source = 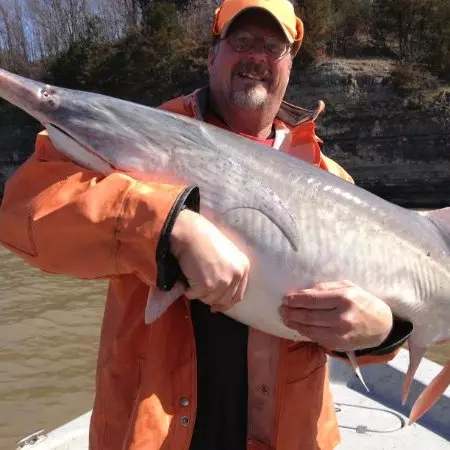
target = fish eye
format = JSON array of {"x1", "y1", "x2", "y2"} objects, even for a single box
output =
[
  {"x1": 39, "y1": 87, "x2": 59, "y2": 109},
  {"x1": 40, "y1": 86, "x2": 55, "y2": 98},
  {"x1": 40, "y1": 88, "x2": 51, "y2": 99}
]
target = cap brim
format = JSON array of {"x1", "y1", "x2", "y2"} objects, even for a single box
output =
[{"x1": 219, "y1": 7, "x2": 295, "y2": 44}]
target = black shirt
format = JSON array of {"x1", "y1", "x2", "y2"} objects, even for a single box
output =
[
  {"x1": 189, "y1": 300, "x2": 249, "y2": 450},
  {"x1": 187, "y1": 302, "x2": 413, "y2": 450}
]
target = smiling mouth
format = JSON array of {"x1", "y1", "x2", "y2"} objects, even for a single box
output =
[{"x1": 238, "y1": 72, "x2": 267, "y2": 82}]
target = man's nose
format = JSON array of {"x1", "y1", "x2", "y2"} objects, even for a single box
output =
[{"x1": 247, "y1": 44, "x2": 268, "y2": 63}]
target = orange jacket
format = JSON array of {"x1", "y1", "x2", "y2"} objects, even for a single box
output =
[{"x1": 0, "y1": 88, "x2": 402, "y2": 450}]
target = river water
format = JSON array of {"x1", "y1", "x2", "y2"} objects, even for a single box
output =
[
  {"x1": 0, "y1": 247, "x2": 106, "y2": 449},
  {"x1": 0, "y1": 246, "x2": 449, "y2": 449}
]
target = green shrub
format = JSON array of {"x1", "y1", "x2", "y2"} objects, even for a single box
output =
[{"x1": 390, "y1": 63, "x2": 439, "y2": 96}]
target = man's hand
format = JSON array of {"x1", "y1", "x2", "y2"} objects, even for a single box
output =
[
  {"x1": 170, "y1": 209, "x2": 250, "y2": 312},
  {"x1": 280, "y1": 280, "x2": 393, "y2": 352}
]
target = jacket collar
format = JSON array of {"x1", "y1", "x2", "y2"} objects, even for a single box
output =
[{"x1": 187, "y1": 86, "x2": 325, "y2": 127}]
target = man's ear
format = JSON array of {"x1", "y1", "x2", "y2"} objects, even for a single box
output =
[{"x1": 208, "y1": 44, "x2": 219, "y2": 73}]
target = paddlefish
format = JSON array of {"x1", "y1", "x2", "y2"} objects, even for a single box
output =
[{"x1": 1, "y1": 68, "x2": 449, "y2": 426}]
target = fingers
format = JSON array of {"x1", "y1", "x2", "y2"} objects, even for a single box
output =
[
  {"x1": 314, "y1": 280, "x2": 355, "y2": 290},
  {"x1": 185, "y1": 258, "x2": 250, "y2": 312},
  {"x1": 212, "y1": 268, "x2": 249, "y2": 313},
  {"x1": 281, "y1": 320, "x2": 353, "y2": 352},
  {"x1": 185, "y1": 283, "x2": 211, "y2": 301},
  {"x1": 285, "y1": 323, "x2": 341, "y2": 349},
  {"x1": 234, "y1": 268, "x2": 249, "y2": 306},
  {"x1": 207, "y1": 275, "x2": 241, "y2": 313},
  {"x1": 280, "y1": 306, "x2": 340, "y2": 328},
  {"x1": 283, "y1": 289, "x2": 340, "y2": 310},
  {"x1": 173, "y1": 210, "x2": 251, "y2": 312},
  {"x1": 283, "y1": 281, "x2": 356, "y2": 309},
  {"x1": 281, "y1": 280, "x2": 394, "y2": 352}
]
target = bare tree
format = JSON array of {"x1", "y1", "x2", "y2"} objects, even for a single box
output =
[
  {"x1": 0, "y1": 0, "x2": 30, "y2": 70},
  {"x1": 13, "y1": 0, "x2": 29, "y2": 61},
  {"x1": 94, "y1": 0, "x2": 129, "y2": 39},
  {"x1": 121, "y1": 0, "x2": 140, "y2": 29},
  {"x1": 178, "y1": 0, "x2": 216, "y2": 43}
]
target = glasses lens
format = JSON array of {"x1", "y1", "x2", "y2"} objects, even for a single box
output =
[
  {"x1": 229, "y1": 31, "x2": 254, "y2": 52},
  {"x1": 228, "y1": 32, "x2": 290, "y2": 59},
  {"x1": 265, "y1": 37, "x2": 288, "y2": 58}
]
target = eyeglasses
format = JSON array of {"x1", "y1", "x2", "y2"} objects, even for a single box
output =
[{"x1": 227, "y1": 31, "x2": 292, "y2": 60}]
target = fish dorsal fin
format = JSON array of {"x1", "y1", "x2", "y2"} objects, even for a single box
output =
[
  {"x1": 425, "y1": 207, "x2": 450, "y2": 235},
  {"x1": 424, "y1": 207, "x2": 450, "y2": 250}
]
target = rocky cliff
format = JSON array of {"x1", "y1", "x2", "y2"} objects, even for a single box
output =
[
  {"x1": 286, "y1": 58, "x2": 449, "y2": 208},
  {"x1": 1, "y1": 58, "x2": 449, "y2": 207}
]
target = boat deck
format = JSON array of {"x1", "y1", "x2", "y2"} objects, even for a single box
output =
[{"x1": 16, "y1": 349, "x2": 450, "y2": 449}]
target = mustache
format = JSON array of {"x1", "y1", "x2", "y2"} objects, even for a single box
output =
[{"x1": 234, "y1": 60, "x2": 272, "y2": 80}]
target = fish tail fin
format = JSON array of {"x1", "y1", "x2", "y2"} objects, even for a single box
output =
[
  {"x1": 347, "y1": 351, "x2": 370, "y2": 392},
  {"x1": 408, "y1": 360, "x2": 450, "y2": 425},
  {"x1": 144, "y1": 282, "x2": 186, "y2": 324},
  {"x1": 403, "y1": 341, "x2": 427, "y2": 404}
]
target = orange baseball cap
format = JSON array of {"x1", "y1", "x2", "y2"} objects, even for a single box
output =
[{"x1": 212, "y1": 0, "x2": 305, "y2": 55}]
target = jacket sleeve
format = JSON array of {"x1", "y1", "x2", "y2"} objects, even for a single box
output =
[
  {"x1": 319, "y1": 154, "x2": 355, "y2": 184},
  {"x1": 328, "y1": 316, "x2": 413, "y2": 365},
  {"x1": 0, "y1": 131, "x2": 199, "y2": 289}
]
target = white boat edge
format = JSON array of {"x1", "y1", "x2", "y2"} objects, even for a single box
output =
[{"x1": 15, "y1": 348, "x2": 450, "y2": 449}]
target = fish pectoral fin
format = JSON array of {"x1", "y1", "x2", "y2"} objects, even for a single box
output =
[
  {"x1": 403, "y1": 341, "x2": 427, "y2": 404},
  {"x1": 408, "y1": 360, "x2": 450, "y2": 425},
  {"x1": 144, "y1": 282, "x2": 186, "y2": 324},
  {"x1": 220, "y1": 176, "x2": 299, "y2": 251},
  {"x1": 347, "y1": 351, "x2": 370, "y2": 392}
]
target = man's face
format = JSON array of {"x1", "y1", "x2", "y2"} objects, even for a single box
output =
[{"x1": 209, "y1": 10, "x2": 293, "y2": 111}]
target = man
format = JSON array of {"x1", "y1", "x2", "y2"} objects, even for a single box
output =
[{"x1": 0, "y1": 1, "x2": 412, "y2": 449}]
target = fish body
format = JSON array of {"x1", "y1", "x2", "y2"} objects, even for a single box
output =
[{"x1": 1, "y1": 68, "x2": 449, "y2": 425}]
